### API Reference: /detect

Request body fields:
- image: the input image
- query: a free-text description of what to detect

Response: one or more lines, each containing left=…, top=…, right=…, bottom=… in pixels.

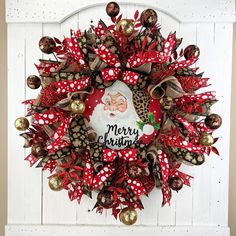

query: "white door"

left=6, top=0, right=235, bottom=235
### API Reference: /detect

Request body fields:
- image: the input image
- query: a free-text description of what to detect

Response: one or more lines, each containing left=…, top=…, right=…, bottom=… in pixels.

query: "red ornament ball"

left=205, top=114, right=222, bottom=130
left=168, top=177, right=183, bottom=191
left=184, top=45, right=200, bottom=60
left=141, top=9, right=158, bottom=27
left=40, top=84, right=66, bottom=107
left=106, top=2, right=120, bottom=17
left=27, top=75, right=41, bottom=89
left=97, top=191, right=114, bottom=209
left=39, top=36, right=56, bottom=54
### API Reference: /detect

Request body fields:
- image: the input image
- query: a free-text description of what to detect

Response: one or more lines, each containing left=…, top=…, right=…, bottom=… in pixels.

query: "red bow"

left=95, top=44, right=140, bottom=85
left=102, top=148, right=137, bottom=162
left=92, top=148, right=146, bottom=199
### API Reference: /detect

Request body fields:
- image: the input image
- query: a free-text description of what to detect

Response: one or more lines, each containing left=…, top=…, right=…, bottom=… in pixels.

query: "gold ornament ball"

left=116, top=19, right=134, bottom=37
left=119, top=207, right=138, bottom=225
left=70, top=99, right=86, bottom=114
left=14, top=117, right=29, bottom=131
left=199, top=132, right=214, bottom=147
left=48, top=176, right=63, bottom=191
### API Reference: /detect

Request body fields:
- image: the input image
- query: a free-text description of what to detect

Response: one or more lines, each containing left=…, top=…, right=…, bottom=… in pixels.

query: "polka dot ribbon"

left=161, top=134, right=204, bottom=154
left=101, top=68, right=140, bottom=85
left=24, top=153, right=38, bottom=167
left=92, top=163, right=116, bottom=190
left=156, top=150, right=171, bottom=205
left=169, top=164, right=193, bottom=187
left=95, top=44, right=140, bottom=85
left=126, top=32, right=177, bottom=68
left=102, top=148, right=137, bottom=162
left=174, top=114, right=198, bottom=135
left=92, top=21, right=106, bottom=38
left=42, top=159, right=57, bottom=173
left=82, top=158, right=94, bottom=188
left=53, top=77, right=90, bottom=94
left=35, top=61, right=59, bottom=76
left=64, top=36, right=86, bottom=65
left=174, top=91, right=216, bottom=106
left=33, top=110, right=60, bottom=125
left=68, top=183, right=83, bottom=204
left=102, top=148, right=146, bottom=198
left=177, top=76, right=209, bottom=93
left=157, top=150, right=193, bottom=206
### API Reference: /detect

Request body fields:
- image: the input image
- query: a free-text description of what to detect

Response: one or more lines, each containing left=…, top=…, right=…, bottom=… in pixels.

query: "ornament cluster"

left=15, top=2, right=222, bottom=225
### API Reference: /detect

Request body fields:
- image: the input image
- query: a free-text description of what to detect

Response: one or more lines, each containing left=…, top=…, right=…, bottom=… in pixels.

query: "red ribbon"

left=157, top=150, right=193, bottom=205
left=95, top=44, right=140, bottom=85
left=68, top=183, right=83, bottom=204
left=92, top=148, right=146, bottom=198
left=126, top=32, right=177, bottom=68
left=102, top=148, right=137, bottom=162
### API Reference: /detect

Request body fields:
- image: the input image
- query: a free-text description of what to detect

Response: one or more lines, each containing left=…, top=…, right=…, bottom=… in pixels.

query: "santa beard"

left=89, top=103, right=142, bottom=150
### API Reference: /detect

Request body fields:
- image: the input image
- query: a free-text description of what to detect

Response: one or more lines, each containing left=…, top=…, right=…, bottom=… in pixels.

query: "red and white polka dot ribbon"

left=82, top=158, right=94, bottom=188
left=174, top=91, right=216, bottom=105
left=174, top=114, right=198, bottom=135
left=35, top=60, right=59, bottom=76
left=95, top=44, right=140, bottom=85
left=92, top=21, right=106, bottom=38
left=64, top=36, right=86, bottom=65
left=68, top=183, right=83, bottom=204
left=33, top=110, right=60, bottom=125
left=92, top=163, right=116, bottom=190
left=101, top=67, right=140, bottom=85
left=42, top=159, right=57, bottom=173
left=53, top=77, right=90, bottom=94
left=170, top=166, right=193, bottom=187
left=156, top=149, right=171, bottom=205
left=24, top=153, right=38, bottom=167
left=126, top=32, right=177, bottom=68
left=102, top=148, right=137, bottom=162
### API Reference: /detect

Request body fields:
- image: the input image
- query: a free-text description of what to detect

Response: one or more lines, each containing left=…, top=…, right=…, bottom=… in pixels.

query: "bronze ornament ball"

left=119, top=207, right=138, bottom=225
left=205, top=114, right=222, bottom=130
left=159, top=96, right=174, bottom=111
left=27, top=75, right=41, bottom=89
left=39, top=36, right=56, bottom=54
left=127, top=164, right=143, bottom=179
left=199, top=132, right=214, bottom=147
left=168, top=176, right=184, bottom=191
left=183, top=45, right=200, bottom=60
left=31, top=144, right=48, bottom=158
left=116, top=19, right=134, bottom=37
left=141, top=9, right=158, bottom=27
left=97, top=191, right=114, bottom=209
left=106, top=2, right=120, bottom=17
left=14, top=117, right=29, bottom=131
left=48, top=175, right=63, bottom=191
left=70, top=99, right=86, bottom=114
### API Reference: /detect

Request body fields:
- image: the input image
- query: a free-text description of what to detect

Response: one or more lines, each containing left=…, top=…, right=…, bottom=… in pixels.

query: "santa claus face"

left=86, top=81, right=142, bottom=149
left=103, top=92, right=128, bottom=119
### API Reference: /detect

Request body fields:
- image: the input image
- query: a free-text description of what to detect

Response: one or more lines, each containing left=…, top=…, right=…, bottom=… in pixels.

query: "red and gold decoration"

left=15, top=2, right=222, bottom=225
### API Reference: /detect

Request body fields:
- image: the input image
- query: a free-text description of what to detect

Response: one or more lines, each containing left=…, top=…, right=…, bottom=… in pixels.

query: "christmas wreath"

left=15, top=2, right=222, bottom=225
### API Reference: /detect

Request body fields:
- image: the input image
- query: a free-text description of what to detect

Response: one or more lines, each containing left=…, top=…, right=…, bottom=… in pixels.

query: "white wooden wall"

left=5, top=0, right=235, bottom=235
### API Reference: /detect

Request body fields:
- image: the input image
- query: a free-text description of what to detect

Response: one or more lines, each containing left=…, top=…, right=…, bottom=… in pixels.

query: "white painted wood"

left=5, top=0, right=236, bottom=23
left=6, top=0, right=234, bottom=234
left=208, top=23, right=233, bottom=226
left=175, top=23, right=197, bottom=226
left=5, top=225, right=230, bottom=236
left=40, top=23, right=78, bottom=225
left=7, top=23, right=43, bottom=224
